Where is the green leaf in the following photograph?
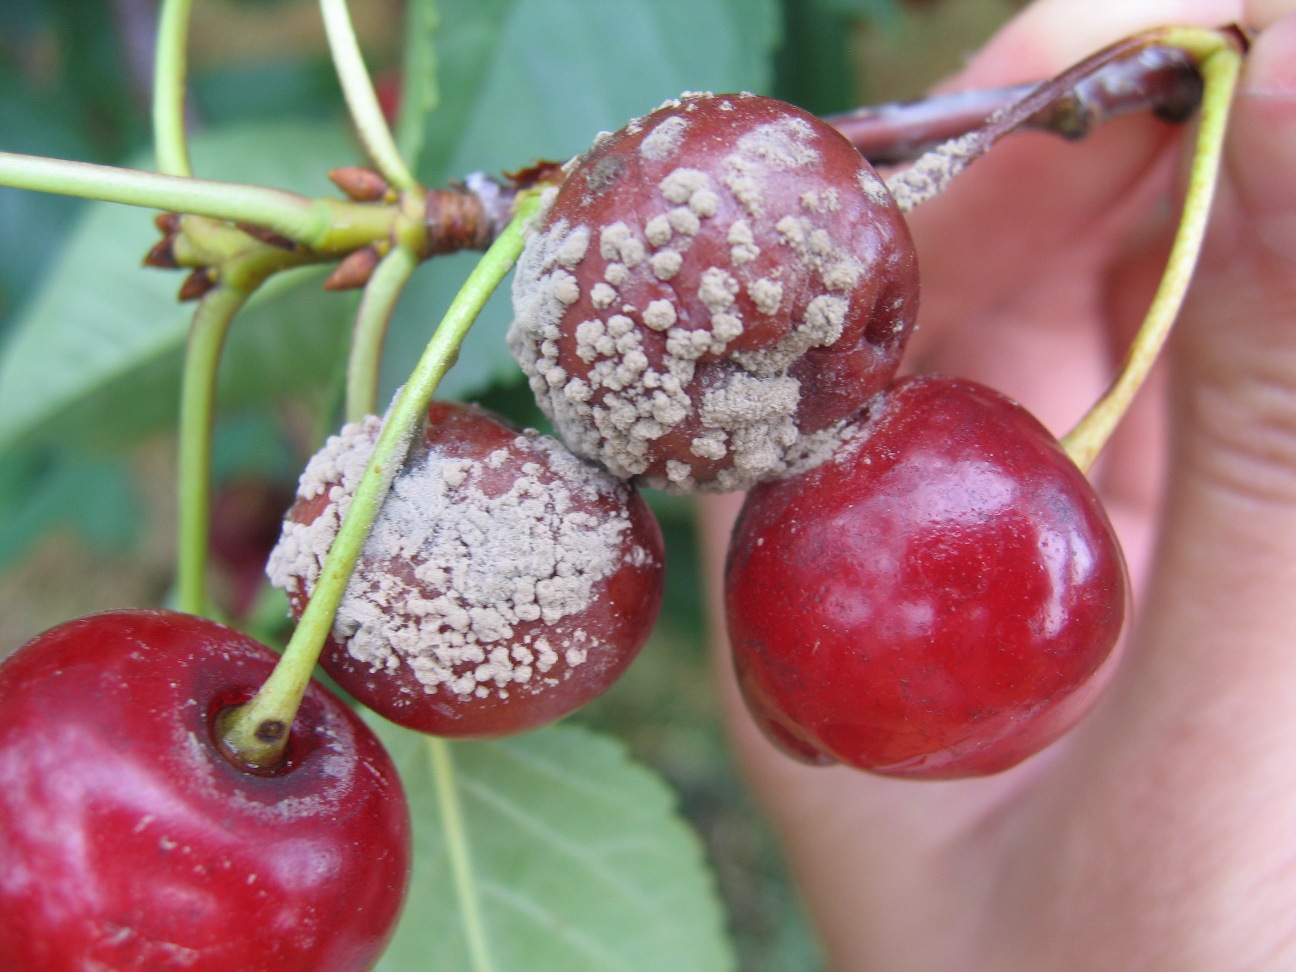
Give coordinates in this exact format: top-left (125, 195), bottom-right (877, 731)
top-left (190, 58), bottom-right (345, 125)
top-left (801, 0), bottom-right (899, 21)
top-left (0, 68), bottom-right (97, 323)
top-left (0, 120), bottom-right (359, 454)
top-left (372, 721), bottom-right (735, 972)
top-left (417, 0), bottom-right (780, 183)
top-left (0, 444), bottom-right (139, 568)
top-left (774, 0), bottom-right (862, 115)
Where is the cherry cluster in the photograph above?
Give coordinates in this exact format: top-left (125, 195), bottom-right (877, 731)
top-left (0, 396), bottom-right (666, 970)
top-left (509, 91), bottom-right (1127, 778)
top-left (0, 87), bottom-right (1131, 967)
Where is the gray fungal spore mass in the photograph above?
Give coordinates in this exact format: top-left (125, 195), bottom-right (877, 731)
top-left (267, 401), bottom-right (665, 737)
top-left (508, 92), bottom-right (920, 493)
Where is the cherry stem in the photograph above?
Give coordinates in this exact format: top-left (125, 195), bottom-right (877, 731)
top-left (218, 190), bottom-right (542, 769)
top-left (428, 739), bottom-right (497, 972)
top-left (174, 285), bottom-right (249, 618)
top-left (1062, 30), bottom-right (1244, 471)
top-left (883, 25), bottom-right (1241, 213)
top-left (0, 152), bottom-right (386, 251)
top-left (346, 244), bottom-right (420, 420)
top-left (152, 0), bottom-right (194, 178)
top-left (319, 0), bottom-right (419, 192)
top-left (0, 36), bottom-right (1219, 267)
top-left (172, 215), bottom-right (327, 617)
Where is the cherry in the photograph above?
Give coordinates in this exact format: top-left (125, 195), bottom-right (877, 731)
top-left (724, 375), bottom-right (1127, 778)
top-left (509, 91), bottom-right (918, 492)
top-left (268, 399), bottom-right (665, 738)
top-left (0, 609), bottom-right (411, 971)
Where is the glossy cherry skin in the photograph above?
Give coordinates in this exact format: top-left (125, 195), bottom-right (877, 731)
top-left (268, 400), bottom-right (665, 738)
top-left (509, 91), bottom-right (918, 492)
top-left (0, 609), bottom-right (411, 972)
top-left (725, 376), bottom-right (1127, 778)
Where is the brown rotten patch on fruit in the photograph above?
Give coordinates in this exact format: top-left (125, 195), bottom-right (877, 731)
top-left (508, 92), bottom-right (919, 493)
top-left (266, 400), bottom-right (665, 738)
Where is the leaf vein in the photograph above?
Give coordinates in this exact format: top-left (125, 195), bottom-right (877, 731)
top-left (461, 776), bottom-right (682, 931)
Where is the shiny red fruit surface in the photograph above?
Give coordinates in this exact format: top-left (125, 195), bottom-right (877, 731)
top-left (725, 376), bottom-right (1127, 778)
top-left (509, 91), bottom-right (918, 492)
top-left (268, 400), bottom-right (665, 738)
top-left (0, 609), bottom-right (411, 972)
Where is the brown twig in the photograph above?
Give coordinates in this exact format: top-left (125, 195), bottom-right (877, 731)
top-left (142, 31), bottom-right (1232, 284)
top-left (881, 29), bottom-right (1245, 212)
top-left (829, 43), bottom-right (1203, 166)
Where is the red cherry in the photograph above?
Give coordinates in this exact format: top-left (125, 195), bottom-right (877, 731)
top-left (724, 375), bottom-right (1128, 778)
top-left (0, 609), bottom-right (410, 971)
top-left (268, 400), bottom-right (665, 738)
top-left (509, 91), bottom-right (918, 492)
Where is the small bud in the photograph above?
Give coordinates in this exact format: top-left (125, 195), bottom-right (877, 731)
top-left (329, 167), bottom-right (391, 202)
top-left (144, 238), bottom-right (178, 269)
top-left (154, 212), bottom-right (181, 234)
top-left (178, 268), bottom-right (217, 302)
top-left (323, 247), bottom-right (380, 291)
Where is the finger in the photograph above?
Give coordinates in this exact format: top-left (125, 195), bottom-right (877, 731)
top-left (699, 1), bottom-right (1277, 961)
top-left (900, 0), bottom-right (1249, 587)
top-left (1251, 0), bottom-right (1296, 25)
top-left (1091, 224), bottom-right (1175, 592)
top-left (1102, 12), bottom-right (1296, 742)
top-left (980, 26), bottom-right (1296, 965)
top-left (904, 0), bottom-right (1244, 345)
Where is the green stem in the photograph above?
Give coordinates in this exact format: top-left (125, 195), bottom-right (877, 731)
top-left (395, 0), bottom-right (441, 174)
top-left (428, 738), bottom-right (496, 972)
top-left (1062, 34), bottom-right (1242, 471)
top-left (219, 190), bottom-right (540, 768)
top-left (153, 0), bottom-right (195, 177)
top-left (346, 244), bottom-right (419, 421)
top-left (173, 232), bottom-right (326, 618)
top-left (0, 152), bottom-right (396, 253)
top-left (319, 0), bottom-right (418, 192)
top-left (175, 287), bottom-right (251, 617)
top-left (0, 151), bottom-right (310, 233)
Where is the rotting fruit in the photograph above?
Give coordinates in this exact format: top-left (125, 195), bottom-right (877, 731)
top-left (724, 375), bottom-right (1128, 778)
top-left (268, 399), bottom-right (666, 738)
top-left (508, 91), bottom-right (919, 493)
top-left (0, 608), bottom-right (411, 972)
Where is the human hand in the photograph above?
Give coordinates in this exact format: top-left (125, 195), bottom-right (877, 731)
top-left (699, 1), bottom-right (1296, 968)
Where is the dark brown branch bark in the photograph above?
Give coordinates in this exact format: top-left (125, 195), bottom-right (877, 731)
top-left (827, 44), bottom-right (1203, 166)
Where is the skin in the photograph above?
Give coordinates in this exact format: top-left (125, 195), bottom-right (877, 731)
top-left (698, 1), bottom-right (1296, 968)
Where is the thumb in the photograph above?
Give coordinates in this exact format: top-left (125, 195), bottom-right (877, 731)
top-left (1096, 15), bottom-right (1296, 787)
